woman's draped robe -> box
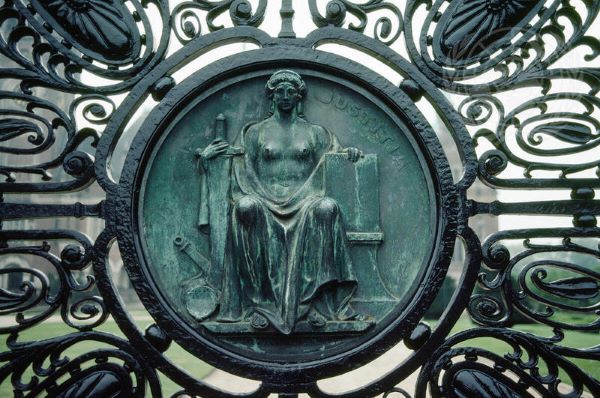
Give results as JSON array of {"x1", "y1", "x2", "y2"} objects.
[{"x1": 199, "y1": 122, "x2": 358, "y2": 334}]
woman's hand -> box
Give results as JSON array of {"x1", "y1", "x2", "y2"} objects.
[
  {"x1": 342, "y1": 147, "x2": 363, "y2": 163},
  {"x1": 201, "y1": 139, "x2": 230, "y2": 160}
]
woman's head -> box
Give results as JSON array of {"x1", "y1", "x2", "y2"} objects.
[{"x1": 266, "y1": 70, "x2": 306, "y2": 113}]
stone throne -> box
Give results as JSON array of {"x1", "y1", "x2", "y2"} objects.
[{"x1": 324, "y1": 153, "x2": 394, "y2": 303}]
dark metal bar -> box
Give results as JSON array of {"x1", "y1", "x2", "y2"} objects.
[
  {"x1": 0, "y1": 201, "x2": 104, "y2": 220},
  {"x1": 469, "y1": 199, "x2": 600, "y2": 216},
  {"x1": 279, "y1": 0, "x2": 296, "y2": 38}
]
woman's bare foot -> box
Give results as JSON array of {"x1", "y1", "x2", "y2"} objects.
[
  {"x1": 308, "y1": 309, "x2": 327, "y2": 328},
  {"x1": 249, "y1": 312, "x2": 269, "y2": 330}
]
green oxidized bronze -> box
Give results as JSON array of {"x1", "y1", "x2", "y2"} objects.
[
  {"x1": 190, "y1": 71, "x2": 375, "y2": 334},
  {"x1": 142, "y1": 66, "x2": 435, "y2": 360}
]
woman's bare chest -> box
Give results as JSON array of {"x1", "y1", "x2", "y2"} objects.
[{"x1": 259, "y1": 129, "x2": 315, "y2": 162}]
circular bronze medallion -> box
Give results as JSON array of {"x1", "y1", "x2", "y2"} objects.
[{"x1": 116, "y1": 49, "x2": 457, "y2": 380}]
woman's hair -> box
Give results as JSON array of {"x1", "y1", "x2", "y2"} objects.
[{"x1": 265, "y1": 70, "x2": 307, "y2": 98}]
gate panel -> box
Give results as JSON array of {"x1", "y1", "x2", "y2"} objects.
[{"x1": 0, "y1": 1, "x2": 598, "y2": 397}]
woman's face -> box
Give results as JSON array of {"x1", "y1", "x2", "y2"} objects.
[{"x1": 273, "y1": 82, "x2": 300, "y2": 112}]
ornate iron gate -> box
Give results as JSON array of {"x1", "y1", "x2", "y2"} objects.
[{"x1": 0, "y1": 0, "x2": 599, "y2": 397}]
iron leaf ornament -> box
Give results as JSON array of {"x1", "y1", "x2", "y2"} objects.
[
  {"x1": 0, "y1": 0, "x2": 169, "y2": 93},
  {"x1": 434, "y1": 0, "x2": 546, "y2": 65},
  {"x1": 35, "y1": 0, "x2": 141, "y2": 63},
  {"x1": 406, "y1": 0, "x2": 600, "y2": 92}
]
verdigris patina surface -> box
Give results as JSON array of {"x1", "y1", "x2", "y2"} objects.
[
  {"x1": 194, "y1": 71, "x2": 370, "y2": 335},
  {"x1": 140, "y1": 66, "x2": 436, "y2": 363}
]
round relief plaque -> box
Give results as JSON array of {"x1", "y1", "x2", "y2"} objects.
[{"x1": 116, "y1": 50, "x2": 456, "y2": 380}]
